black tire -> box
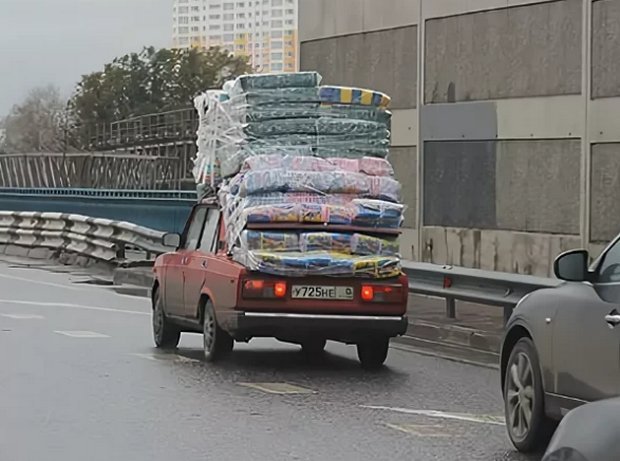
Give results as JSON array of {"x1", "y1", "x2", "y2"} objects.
[
  {"x1": 357, "y1": 338, "x2": 390, "y2": 370},
  {"x1": 152, "y1": 289, "x2": 181, "y2": 349},
  {"x1": 202, "y1": 301, "x2": 233, "y2": 362},
  {"x1": 301, "y1": 339, "x2": 327, "y2": 357},
  {"x1": 504, "y1": 337, "x2": 555, "y2": 453}
]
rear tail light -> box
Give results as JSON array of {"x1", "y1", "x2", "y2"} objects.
[
  {"x1": 360, "y1": 284, "x2": 404, "y2": 303},
  {"x1": 242, "y1": 279, "x2": 288, "y2": 299},
  {"x1": 273, "y1": 282, "x2": 287, "y2": 298},
  {"x1": 361, "y1": 285, "x2": 374, "y2": 301}
]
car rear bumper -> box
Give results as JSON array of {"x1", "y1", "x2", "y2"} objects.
[{"x1": 226, "y1": 311, "x2": 408, "y2": 343}]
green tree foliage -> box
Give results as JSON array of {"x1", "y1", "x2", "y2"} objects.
[{"x1": 70, "y1": 46, "x2": 252, "y2": 141}]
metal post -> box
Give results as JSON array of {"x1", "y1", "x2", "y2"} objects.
[
  {"x1": 579, "y1": 0, "x2": 593, "y2": 250},
  {"x1": 446, "y1": 297, "x2": 456, "y2": 319},
  {"x1": 416, "y1": 0, "x2": 425, "y2": 262},
  {"x1": 115, "y1": 243, "x2": 126, "y2": 260}
]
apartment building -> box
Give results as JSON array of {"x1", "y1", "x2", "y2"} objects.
[{"x1": 172, "y1": 0, "x2": 298, "y2": 73}]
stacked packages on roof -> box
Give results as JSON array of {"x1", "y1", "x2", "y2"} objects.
[{"x1": 193, "y1": 72, "x2": 405, "y2": 279}]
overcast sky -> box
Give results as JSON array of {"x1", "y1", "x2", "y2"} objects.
[{"x1": 0, "y1": 0, "x2": 173, "y2": 116}]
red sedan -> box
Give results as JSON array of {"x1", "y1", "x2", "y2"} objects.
[{"x1": 151, "y1": 200, "x2": 409, "y2": 369}]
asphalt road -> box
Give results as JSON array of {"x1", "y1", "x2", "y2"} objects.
[{"x1": 0, "y1": 259, "x2": 539, "y2": 461}]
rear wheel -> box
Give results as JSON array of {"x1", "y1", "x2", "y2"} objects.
[
  {"x1": 202, "y1": 301, "x2": 233, "y2": 362},
  {"x1": 152, "y1": 289, "x2": 181, "y2": 349},
  {"x1": 357, "y1": 338, "x2": 390, "y2": 370},
  {"x1": 504, "y1": 337, "x2": 555, "y2": 453}
]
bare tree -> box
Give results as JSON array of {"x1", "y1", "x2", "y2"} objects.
[
  {"x1": 0, "y1": 117, "x2": 6, "y2": 153},
  {"x1": 3, "y1": 85, "x2": 72, "y2": 153}
]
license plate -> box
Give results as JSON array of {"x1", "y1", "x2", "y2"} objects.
[{"x1": 291, "y1": 285, "x2": 354, "y2": 300}]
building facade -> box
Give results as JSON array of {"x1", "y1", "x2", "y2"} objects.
[
  {"x1": 300, "y1": 0, "x2": 620, "y2": 277},
  {"x1": 172, "y1": 0, "x2": 298, "y2": 73}
]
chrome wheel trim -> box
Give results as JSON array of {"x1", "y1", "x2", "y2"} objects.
[
  {"x1": 203, "y1": 308, "x2": 215, "y2": 354},
  {"x1": 506, "y1": 351, "x2": 535, "y2": 442},
  {"x1": 153, "y1": 299, "x2": 164, "y2": 338}
]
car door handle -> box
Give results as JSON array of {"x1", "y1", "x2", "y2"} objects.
[
  {"x1": 201, "y1": 260, "x2": 208, "y2": 268},
  {"x1": 605, "y1": 314, "x2": 620, "y2": 327},
  {"x1": 181, "y1": 257, "x2": 189, "y2": 265}
]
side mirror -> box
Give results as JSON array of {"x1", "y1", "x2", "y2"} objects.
[
  {"x1": 162, "y1": 233, "x2": 181, "y2": 249},
  {"x1": 554, "y1": 249, "x2": 589, "y2": 282}
]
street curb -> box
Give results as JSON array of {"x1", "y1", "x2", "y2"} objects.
[
  {"x1": 113, "y1": 267, "x2": 153, "y2": 289},
  {"x1": 0, "y1": 244, "x2": 105, "y2": 268},
  {"x1": 406, "y1": 320, "x2": 502, "y2": 354},
  {"x1": 116, "y1": 260, "x2": 155, "y2": 269},
  {"x1": 112, "y1": 285, "x2": 151, "y2": 298},
  {"x1": 390, "y1": 342, "x2": 500, "y2": 370}
]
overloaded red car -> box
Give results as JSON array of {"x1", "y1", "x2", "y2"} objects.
[{"x1": 152, "y1": 199, "x2": 409, "y2": 369}]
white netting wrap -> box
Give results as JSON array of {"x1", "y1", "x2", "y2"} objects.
[{"x1": 193, "y1": 72, "x2": 406, "y2": 279}]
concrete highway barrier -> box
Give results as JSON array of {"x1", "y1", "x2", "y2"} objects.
[{"x1": 0, "y1": 211, "x2": 167, "y2": 262}]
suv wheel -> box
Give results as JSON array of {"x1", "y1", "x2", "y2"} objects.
[
  {"x1": 203, "y1": 301, "x2": 233, "y2": 362},
  {"x1": 357, "y1": 337, "x2": 389, "y2": 370},
  {"x1": 152, "y1": 289, "x2": 181, "y2": 349},
  {"x1": 504, "y1": 337, "x2": 555, "y2": 452}
]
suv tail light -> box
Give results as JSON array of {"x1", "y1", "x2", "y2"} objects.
[
  {"x1": 360, "y1": 284, "x2": 404, "y2": 303},
  {"x1": 242, "y1": 279, "x2": 288, "y2": 299}
]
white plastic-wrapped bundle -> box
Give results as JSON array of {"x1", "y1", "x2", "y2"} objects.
[
  {"x1": 193, "y1": 90, "x2": 229, "y2": 185},
  {"x1": 192, "y1": 72, "x2": 394, "y2": 187}
]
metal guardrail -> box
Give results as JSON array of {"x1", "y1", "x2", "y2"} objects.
[
  {"x1": 0, "y1": 211, "x2": 167, "y2": 262},
  {"x1": 0, "y1": 152, "x2": 191, "y2": 190},
  {"x1": 89, "y1": 108, "x2": 197, "y2": 150},
  {"x1": 0, "y1": 212, "x2": 563, "y2": 320},
  {"x1": 0, "y1": 187, "x2": 197, "y2": 200},
  {"x1": 402, "y1": 261, "x2": 562, "y2": 324}
]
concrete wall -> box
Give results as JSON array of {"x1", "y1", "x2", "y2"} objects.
[
  {"x1": 425, "y1": 0, "x2": 582, "y2": 103},
  {"x1": 592, "y1": 0, "x2": 620, "y2": 98},
  {"x1": 301, "y1": 26, "x2": 417, "y2": 109},
  {"x1": 300, "y1": 0, "x2": 620, "y2": 276}
]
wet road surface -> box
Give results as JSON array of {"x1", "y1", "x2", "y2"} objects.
[{"x1": 0, "y1": 260, "x2": 540, "y2": 461}]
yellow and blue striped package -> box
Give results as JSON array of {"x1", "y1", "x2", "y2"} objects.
[{"x1": 319, "y1": 86, "x2": 391, "y2": 108}]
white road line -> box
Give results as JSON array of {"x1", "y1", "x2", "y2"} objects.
[
  {"x1": 54, "y1": 330, "x2": 110, "y2": 338},
  {"x1": 385, "y1": 423, "x2": 453, "y2": 438},
  {"x1": 131, "y1": 353, "x2": 160, "y2": 361},
  {"x1": 0, "y1": 299, "x2": 148, "y2": 316},
  {"x1": 1, "y1": 313, "x2": 45, "y2": 320},
  {"x1": 130, "y1": 353, "x2": 201, "y2": 363},
  {"x1": 0, "y1": 272, "x2": 84, "y2": 291},
  {"x1": 238, "y1": 382, "x2": 317, "y2": 395},
  {"x1": 362, "y1": 406, "x2": 505, "y2": 426}
]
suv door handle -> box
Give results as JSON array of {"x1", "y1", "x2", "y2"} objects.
[{"x1": 605, "y1": 314, "x2": 620, "y2": 327}]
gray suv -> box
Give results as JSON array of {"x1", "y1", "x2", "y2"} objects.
[{"x1": 501, "y1": 235, "x2": 620, "y2": 452}]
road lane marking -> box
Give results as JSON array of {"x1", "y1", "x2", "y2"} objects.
[
  {"x1": 362, "y1": 406, "x2": 505, "y2": 426},
  {"x1": 130, "y1": 353, "x2": 200, "y2": 363},
  {"x1": 1, "y1": 313, "x2": 45, "y2": 320},
  {"x1": 237, "y1": 382, "x2": 317, "y2": 395},
  {"x1": 131, "y1": 353, "x2": 160, "y2": 361},
  {"x1": 385, "y1": 423, "x2": 453, "y2": 437},
  {"x1": 0, "y1": 272, "x2": 84, "y2": 291},
  {"x1": 54, "y1": 330, "x2": 110, "y2": 338},
  {"x1": 0, "y1": 299, "x2": 148, "y2": 316},
  {"x1": 173, "y1": 355, "x2": 201, "y2": 364}
]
